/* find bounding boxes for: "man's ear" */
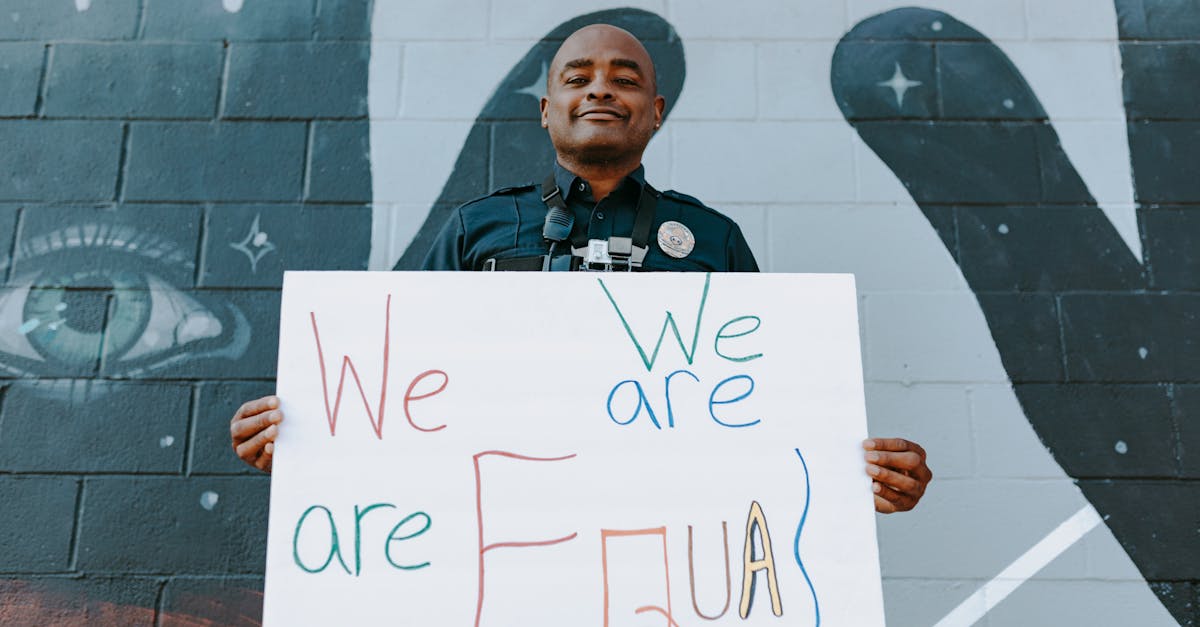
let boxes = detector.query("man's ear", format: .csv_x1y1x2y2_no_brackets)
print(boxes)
540,97,549,128
654,94,665,128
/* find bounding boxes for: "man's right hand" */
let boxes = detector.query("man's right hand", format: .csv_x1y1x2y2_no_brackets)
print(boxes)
231,395,283,473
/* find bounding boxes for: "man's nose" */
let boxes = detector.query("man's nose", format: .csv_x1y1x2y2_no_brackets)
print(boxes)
585,76,614,99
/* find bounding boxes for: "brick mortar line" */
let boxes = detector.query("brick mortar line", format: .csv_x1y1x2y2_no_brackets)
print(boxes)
301,121,315,200
2,207,23,284
134,0,148,40
32,43,51,117
193,204,209,290
216,40,232,119
114,123,131,202
152,577,167,627
182,384,199,477
66,478,84,572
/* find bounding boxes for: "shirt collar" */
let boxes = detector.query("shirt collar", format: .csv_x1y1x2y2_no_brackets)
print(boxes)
553,161,647,203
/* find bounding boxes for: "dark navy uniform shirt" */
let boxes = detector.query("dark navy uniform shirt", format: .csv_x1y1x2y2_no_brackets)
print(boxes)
420,162,759,272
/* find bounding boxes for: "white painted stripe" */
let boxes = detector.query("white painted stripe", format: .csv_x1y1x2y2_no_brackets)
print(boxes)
932,504,1104,627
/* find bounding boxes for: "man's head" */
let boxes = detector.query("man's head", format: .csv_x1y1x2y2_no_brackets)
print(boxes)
540,24,666,169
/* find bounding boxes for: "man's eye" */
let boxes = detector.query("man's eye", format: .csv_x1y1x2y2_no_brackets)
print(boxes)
566,76,588,85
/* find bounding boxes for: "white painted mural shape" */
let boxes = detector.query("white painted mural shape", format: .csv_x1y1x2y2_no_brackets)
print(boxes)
263,272,884,626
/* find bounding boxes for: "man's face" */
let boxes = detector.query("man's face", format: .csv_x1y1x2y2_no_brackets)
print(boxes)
540,26,666,166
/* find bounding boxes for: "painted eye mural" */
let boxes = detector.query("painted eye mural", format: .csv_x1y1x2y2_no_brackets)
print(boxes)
1,0,1197,625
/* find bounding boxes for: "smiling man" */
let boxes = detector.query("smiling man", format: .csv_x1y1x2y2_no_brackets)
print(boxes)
231,23,932,515
418,23,760,273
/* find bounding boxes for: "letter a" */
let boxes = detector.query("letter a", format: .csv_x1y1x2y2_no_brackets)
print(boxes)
739,501,783,618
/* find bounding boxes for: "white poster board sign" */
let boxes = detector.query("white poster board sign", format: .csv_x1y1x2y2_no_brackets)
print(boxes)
264,272,884,626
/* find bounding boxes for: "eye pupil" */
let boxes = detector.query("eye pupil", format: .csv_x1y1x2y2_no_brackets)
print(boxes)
58,288,107,334
22,270,150,366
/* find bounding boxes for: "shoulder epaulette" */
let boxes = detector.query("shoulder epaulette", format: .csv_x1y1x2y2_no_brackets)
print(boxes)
661,189,707,207
456,182,537,208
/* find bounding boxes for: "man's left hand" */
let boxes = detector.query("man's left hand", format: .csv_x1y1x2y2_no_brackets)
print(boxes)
863,438,932,514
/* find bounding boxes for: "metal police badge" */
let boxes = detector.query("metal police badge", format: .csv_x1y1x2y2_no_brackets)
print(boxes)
657,221,695,259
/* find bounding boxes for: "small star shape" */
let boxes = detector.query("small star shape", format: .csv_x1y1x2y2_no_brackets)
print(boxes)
516,61,548,101
877,62,923,109
229,214,276,274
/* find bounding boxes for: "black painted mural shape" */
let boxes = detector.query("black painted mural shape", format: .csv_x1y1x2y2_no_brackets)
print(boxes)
832,5,1198,624
393,8,686,269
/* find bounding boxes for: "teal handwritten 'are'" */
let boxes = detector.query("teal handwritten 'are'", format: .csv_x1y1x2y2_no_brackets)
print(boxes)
598,273,711,372
293,505,352,575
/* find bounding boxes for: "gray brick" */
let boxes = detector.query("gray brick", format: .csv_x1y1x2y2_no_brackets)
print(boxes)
44,44,222,119
970,384,1065,479
0,381,188,472
877,478,1088,579
1121,43,1200,120
1175,385,1200,479
864,292,1009,383
192,381,275,474
1080,479,1200,580
124,122,305,202
160,577,264,626
141,0,313,40
937,42,1045,121
201,205,369,288
315,0,371,40
0,43,42,116
1014,384,1177,478
96,288,280,380
77,476,270,574
974,293,1065,382
0,1,138,40
957,207,1145,292
1129,121,1200,204
0,477,77,572
307,122,370,202
1061,294,1200,382
0,577,160,625
1145,209,1200,290
853,122,1044,205
11,204,201,289
988,579,1181,627
881,578,978,627
0,121,122,201
1147,582,1198,627
1117,0,1200,40
224,43,368,119
864,383,973,479
492,121,554,190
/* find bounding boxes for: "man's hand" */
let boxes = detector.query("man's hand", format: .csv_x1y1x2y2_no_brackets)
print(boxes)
863,438,931,514
231,395,283,473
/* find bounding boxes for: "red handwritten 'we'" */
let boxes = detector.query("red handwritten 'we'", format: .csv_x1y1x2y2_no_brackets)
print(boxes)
309,294,449,439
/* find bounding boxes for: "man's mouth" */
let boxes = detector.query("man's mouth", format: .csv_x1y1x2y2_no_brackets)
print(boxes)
577,108,625,120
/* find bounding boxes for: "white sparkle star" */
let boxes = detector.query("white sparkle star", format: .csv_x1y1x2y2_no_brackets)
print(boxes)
877,62,923,109
515,61,548,101
229,214,276,273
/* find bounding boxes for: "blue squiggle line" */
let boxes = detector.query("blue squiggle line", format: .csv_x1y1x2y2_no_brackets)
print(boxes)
793,448,821,627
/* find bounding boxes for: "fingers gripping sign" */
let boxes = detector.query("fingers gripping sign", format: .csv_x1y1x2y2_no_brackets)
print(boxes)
232,395,284,473
863,438,932,514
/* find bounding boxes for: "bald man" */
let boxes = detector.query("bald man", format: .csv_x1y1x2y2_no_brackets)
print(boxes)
231,24,932,514
417,24,759,273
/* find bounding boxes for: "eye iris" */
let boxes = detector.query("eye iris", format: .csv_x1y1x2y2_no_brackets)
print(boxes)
22,270,151,367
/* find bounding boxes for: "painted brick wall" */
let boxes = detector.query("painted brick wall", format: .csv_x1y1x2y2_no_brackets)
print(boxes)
0,0,1196,625
0,1,371,624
